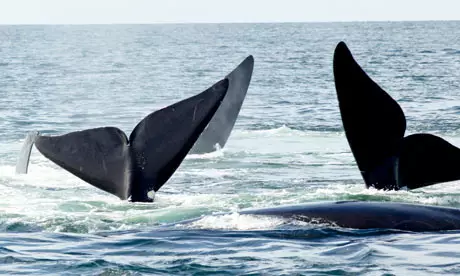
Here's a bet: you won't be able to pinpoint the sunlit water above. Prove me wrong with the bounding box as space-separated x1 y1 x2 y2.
1 22 460 275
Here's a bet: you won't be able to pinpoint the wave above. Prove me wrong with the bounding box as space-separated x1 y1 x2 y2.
234 125 342 138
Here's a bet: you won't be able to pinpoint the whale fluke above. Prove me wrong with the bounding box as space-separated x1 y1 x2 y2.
31 79 229 202
15 131 39 174
333 41 460 190
190 55 254 154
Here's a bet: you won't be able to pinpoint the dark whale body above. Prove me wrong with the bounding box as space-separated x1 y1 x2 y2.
170 201 460 232
240 201 460 232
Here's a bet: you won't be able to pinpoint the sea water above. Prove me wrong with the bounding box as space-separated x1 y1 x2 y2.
1 22 460 275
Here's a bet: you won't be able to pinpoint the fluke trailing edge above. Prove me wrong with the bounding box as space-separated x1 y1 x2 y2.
190 55 254 154
333 41 460 191
17 79 229 202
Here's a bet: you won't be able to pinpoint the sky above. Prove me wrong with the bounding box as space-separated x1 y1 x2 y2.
0 0 460 24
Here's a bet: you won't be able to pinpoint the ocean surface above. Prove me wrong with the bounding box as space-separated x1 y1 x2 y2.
1 21 460 275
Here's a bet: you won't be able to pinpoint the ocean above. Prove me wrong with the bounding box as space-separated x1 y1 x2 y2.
1 21 460 275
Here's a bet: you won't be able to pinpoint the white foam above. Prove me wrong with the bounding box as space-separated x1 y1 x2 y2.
2 128 460 234
176 168 235 178
186 148 225 159
187 213 287 230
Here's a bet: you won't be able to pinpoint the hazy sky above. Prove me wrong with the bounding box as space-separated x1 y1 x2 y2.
1 0 460 24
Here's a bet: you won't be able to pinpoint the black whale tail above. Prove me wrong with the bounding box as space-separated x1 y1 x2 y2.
333 41 460 190
190 55 254 154
26 79 229 202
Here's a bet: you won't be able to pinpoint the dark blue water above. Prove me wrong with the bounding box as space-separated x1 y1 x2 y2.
1 22 460 275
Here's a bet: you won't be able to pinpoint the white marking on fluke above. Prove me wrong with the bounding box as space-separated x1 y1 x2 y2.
147 191 156 201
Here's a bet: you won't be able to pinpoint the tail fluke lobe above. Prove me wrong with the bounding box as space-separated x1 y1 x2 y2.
16 131 39 174
129 79 229 201
333 42 406 179
34 127 131 199
190 55 254 154
334 42 406 189
399 134 460 189
30 78 229 202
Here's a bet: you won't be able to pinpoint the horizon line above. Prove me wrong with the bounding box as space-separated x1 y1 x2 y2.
0 19 459 26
